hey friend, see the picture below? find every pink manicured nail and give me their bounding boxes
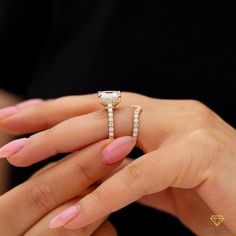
[49,205,81,229]
[0,106,19,119]
[17,99,44,108]
[0,99,43,120]
[0,138,28,158]
[103,136,136,164]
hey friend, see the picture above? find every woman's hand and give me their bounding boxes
[0,136,134,235]
[1,93,236,234]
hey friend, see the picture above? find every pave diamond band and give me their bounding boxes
[107,103,114,138]
[98,91,121,139]
[131,105,142,140]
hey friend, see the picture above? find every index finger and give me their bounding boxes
[2,105,149,167]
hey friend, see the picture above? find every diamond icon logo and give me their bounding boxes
[210,215,224,227]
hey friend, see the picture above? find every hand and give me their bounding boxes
[0,93,236,234]
[0,136,133,235]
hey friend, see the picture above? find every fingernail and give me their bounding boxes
[0,138,28,158]
[0,99,43,120]
[0,106,19,119]
[16,98,44,108]
[103,136,136,164]
[49,205,81,229]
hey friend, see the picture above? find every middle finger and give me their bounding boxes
[4,106,146,167]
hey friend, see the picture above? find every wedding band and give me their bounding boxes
[131,105,142,140]
[98,91,121,139]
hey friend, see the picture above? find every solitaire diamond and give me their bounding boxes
[98,91,121,107]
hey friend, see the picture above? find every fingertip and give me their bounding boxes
[16,98,44,108]
[0,138,27,159]
[103,136,136,165]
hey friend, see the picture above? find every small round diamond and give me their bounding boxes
[109,122,114,126]
[133,127,138,132]
[109,127,114,132]
[108,112,113,117]
[134,119,138,123]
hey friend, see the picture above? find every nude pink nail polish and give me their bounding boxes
[0,138,28,158]
[16,99,44,108]
[103,136,136,164]
[0,99,43,120]
[49,205,81,229]
[0,106,19,119]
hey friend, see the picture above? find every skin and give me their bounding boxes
[0,139,123,235]
[0,92,236,235]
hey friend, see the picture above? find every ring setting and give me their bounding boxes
[98,91,121,107]
[98,91,142,141]
[98,91,121,138]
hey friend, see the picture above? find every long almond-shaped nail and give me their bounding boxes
[49,205,81,229]
[103,136,136,164]
[0,138,28,158]
[0,99,44,120]
[0,106,19,119]
[16,98,44,108]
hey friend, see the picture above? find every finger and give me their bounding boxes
[2,105,151,167]
[0,93,152,135]
[92,221,117,236]
[0,137,135,235]
[50,147,180,230]
[0,92,191,136]
[0,94,98,135]
[25,198,108,236]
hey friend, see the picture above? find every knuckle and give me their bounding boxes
[121,163,148,196]
[42,128,59,155]
[186,99,207,111]
[91,188,106,204]
[73,159,92,182]
[175,129,221,187]
[36,103,52,129]
[188,103,215,129]
[125,164,142,182]
[187,129,218,154]
[25,183,57,212]
[90,188,113,213]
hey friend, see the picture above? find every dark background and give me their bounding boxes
[1,0,236,235]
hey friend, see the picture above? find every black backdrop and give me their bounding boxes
[1,0,236,235]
